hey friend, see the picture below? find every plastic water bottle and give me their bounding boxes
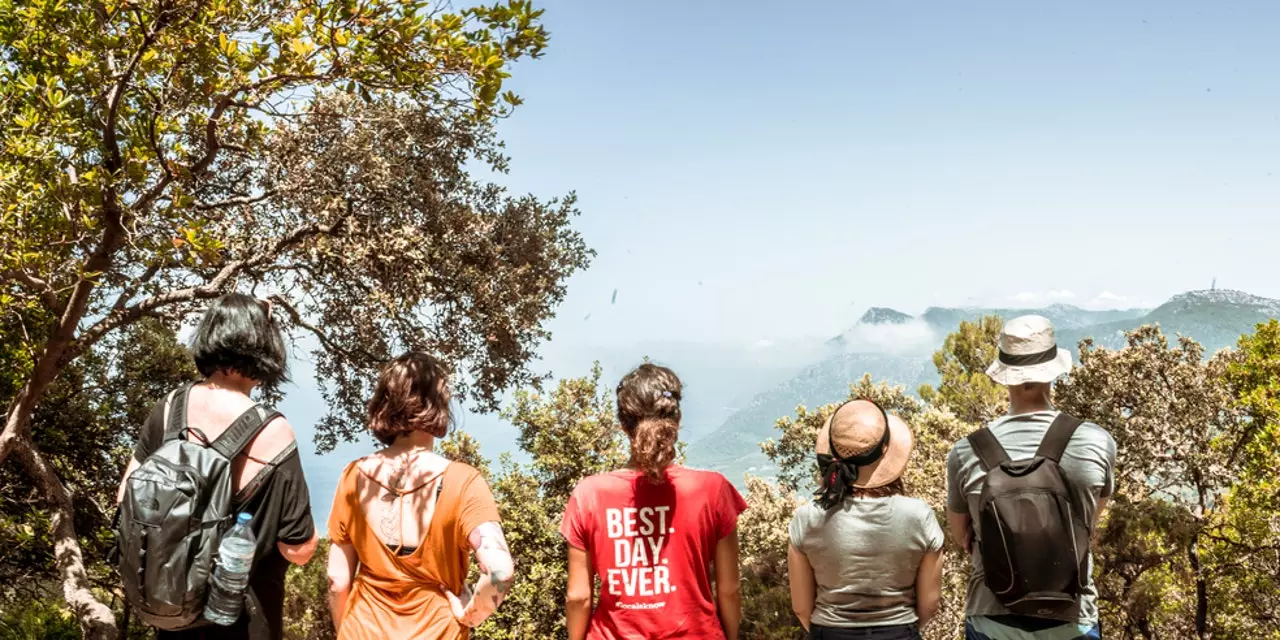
[204,513,256,625]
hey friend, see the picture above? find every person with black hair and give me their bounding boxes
[787,399,944,640]
[117,293,318,640]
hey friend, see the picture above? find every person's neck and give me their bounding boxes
[387,431,435,455]
[202,372,256,397]
[1008,397,1054,416]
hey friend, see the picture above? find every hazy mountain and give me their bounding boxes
[686,289,1278,485]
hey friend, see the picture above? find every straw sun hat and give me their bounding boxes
[985,315,1073,386]
[815,399,914,489]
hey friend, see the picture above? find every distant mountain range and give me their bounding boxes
[685,289,1280,484]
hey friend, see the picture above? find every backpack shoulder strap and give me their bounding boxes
[1036,412,1084,462]
[160,385,192,443]
[966,427,1011,471]
[210,405,284,460]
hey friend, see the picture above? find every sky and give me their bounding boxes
[481,0,1280,348]
[279,0,1280,527]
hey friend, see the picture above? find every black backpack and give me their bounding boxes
[966,413,1091,621]
[117,384,280,630]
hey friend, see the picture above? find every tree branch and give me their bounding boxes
[268,294,379,364]
[11,435,118,639]
[71,214,351,360]
[0,269,60,312]
[194,189,277,211]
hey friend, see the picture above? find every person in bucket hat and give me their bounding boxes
[787,399,945,640]
[945,315,1117,640]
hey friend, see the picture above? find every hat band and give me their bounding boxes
[998,344,1059,366]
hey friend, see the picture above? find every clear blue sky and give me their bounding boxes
[480,0,1280,348]
[286,0,1280,527]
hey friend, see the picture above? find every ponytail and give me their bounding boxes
[616,364,683,483]
[630,418,679,482]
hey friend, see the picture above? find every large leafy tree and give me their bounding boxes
[0,1,589,636]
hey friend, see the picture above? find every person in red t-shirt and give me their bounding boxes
[560,363,749,640]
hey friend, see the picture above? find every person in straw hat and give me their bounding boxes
[945,315,1116,640]
[787,398,944,640]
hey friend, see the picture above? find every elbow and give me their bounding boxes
[565,586,592,608]
[717,580,741,603]
[278,534,319,566]
[327,573,351,596]
[491,564,516,595]
[791,604,812,624]
[916,595,940,623]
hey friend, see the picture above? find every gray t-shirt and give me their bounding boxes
[946,410,1117,627]
[788,495,944,628]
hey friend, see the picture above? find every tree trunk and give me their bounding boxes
[12,433,120,639]
[1189,538,1208,639]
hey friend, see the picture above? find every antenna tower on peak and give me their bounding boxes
[1211,277,1216,291]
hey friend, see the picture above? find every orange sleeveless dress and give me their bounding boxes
[327,460,500,640]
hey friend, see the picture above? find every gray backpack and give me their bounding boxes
[118,384,280,630]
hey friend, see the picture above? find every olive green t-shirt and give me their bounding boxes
[788,495,944,628]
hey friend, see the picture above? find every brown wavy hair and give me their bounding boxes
[367,352,453,445]
[616,363,682,482]
[849,478,906,499]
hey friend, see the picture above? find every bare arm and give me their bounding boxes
[915,549,944,628]
[947,511,972,555]
[116,458,140,504]
[327,542,358,632]
[715,527,743,640]
[1093,497,1109,543]
[565,545,593,640]
[278,531,319,565]
[786,543,815,631]
[446,521,515,628]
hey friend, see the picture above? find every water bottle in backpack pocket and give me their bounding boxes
[967,413,1092,621]
[204,513,257,625]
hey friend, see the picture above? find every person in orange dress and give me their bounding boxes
[325,352,514,639]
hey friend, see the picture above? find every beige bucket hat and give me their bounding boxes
[815,399,914,488]
[986,314,1073,386]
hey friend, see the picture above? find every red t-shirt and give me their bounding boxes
[560,466,748,640]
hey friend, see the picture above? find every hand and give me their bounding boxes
[963,527,974,555]
[444,586,475,627]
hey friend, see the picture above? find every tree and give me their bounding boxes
[1055,325,1278,639]
[1213,320,1280,638]
[0,1,586,635]
[281,540,336,640]
[0,318,197,635]
[918,315,1007,425]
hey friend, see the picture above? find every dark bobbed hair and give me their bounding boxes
[191,293,288,385]
[367,352,454,446]
[616,363,682,483]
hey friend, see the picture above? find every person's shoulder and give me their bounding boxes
[673,466,731,484]
[244,412,297,460]
[569,470,620,494]
[1073,418,1115,443]
[891,495,938,518]
[791,500,824,523]
[947,429,977,461]
[445,460,489,484]
[673,467,740,494]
